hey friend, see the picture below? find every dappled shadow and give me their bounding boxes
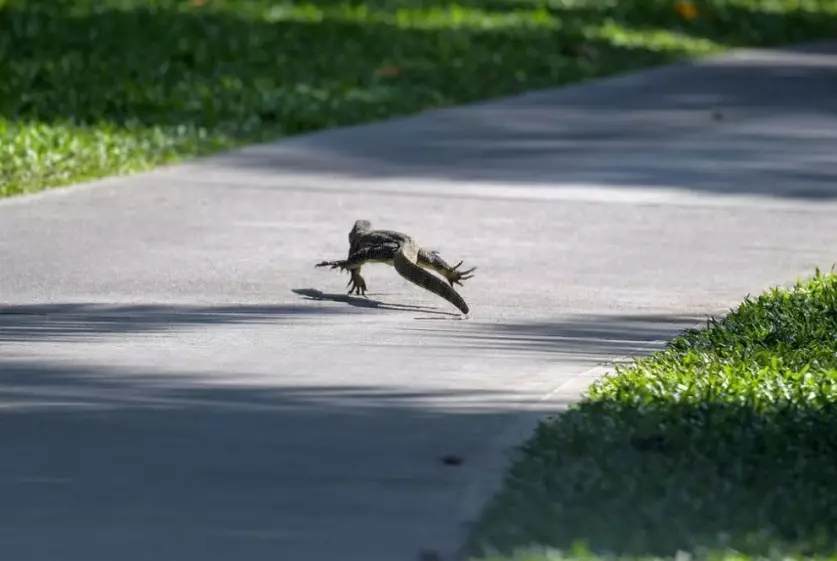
[0,297,465,343]
[0,301,711,376]
[580,0,837,48]
[0,301,366,342]
[3,305,837,559]
[218,40,837,201]
[7,1,837,200]
[0,1,687,134]
[408,312,708,362]
[298,0,837,50]
[0,357,513,413]
[468,396,837,560]
[0,308,707,561]
[0,355,530,561]
[0,301,706,361]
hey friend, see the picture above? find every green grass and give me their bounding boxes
[466,269,837,561]
[2,0,837,197]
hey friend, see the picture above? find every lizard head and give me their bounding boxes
[349,219,373,243]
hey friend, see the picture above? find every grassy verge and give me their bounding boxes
[466,269,837,561]
[2,0,837,197]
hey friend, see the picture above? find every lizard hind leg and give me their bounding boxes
[394,240,470,315]
[448,260,477,287]
[421,250,477,287]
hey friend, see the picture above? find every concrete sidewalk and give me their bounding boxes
[1,42,837,561]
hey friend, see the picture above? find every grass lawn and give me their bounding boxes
[2,0,837,197]
[466,269,837,561]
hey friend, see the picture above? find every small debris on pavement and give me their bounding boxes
[418,548,443,561]
[440,454,464,466]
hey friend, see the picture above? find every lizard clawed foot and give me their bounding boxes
[316,260,349,272]
[446,260,477,287]
[347,270,368,297]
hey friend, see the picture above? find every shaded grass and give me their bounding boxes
[1,0,836,197]
[466,269,837,561]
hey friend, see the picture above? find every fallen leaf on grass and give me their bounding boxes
[674,0,699,21]
[374,65,402,78]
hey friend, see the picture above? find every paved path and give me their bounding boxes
[1,42,837,561]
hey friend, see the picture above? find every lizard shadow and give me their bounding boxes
[291,288,461,317]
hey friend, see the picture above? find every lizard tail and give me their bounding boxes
[394,239,470,315]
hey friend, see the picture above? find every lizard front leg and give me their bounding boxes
[315,259,368,296]
[316,245,395,296]
[314,254,364,273]
[347,268,368,296]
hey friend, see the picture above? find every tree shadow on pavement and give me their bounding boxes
[0,298,461,344]
[221,39,837,201]
[0,302,704,359]
[408,312,709,363]
[4,304,833,559]
[0,301,362,342]
[0,356,523,561]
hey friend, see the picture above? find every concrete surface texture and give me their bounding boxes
[1,41,837,561]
